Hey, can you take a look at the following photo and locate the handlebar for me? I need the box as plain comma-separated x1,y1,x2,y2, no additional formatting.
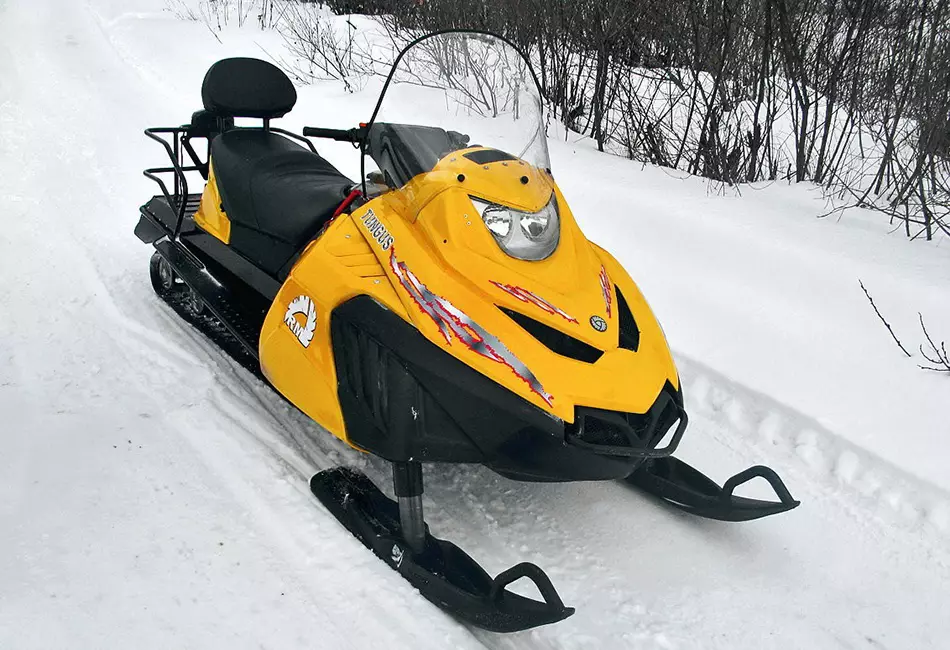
302,126,364,144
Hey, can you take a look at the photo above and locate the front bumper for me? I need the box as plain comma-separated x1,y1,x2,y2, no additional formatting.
331,297,686,482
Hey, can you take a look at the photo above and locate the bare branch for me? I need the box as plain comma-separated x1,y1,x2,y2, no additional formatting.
859,280,912,358
917,313,950,372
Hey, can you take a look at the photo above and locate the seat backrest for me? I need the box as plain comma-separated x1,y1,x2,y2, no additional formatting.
201,58,296,119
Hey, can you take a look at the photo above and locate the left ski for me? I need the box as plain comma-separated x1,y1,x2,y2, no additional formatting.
310,467,574,632
625,457,800,522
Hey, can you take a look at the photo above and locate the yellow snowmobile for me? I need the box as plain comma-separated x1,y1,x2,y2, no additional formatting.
135,31,798,632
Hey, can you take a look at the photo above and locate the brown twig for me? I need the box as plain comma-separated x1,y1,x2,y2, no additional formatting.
917,313,950,373
859,279,912,357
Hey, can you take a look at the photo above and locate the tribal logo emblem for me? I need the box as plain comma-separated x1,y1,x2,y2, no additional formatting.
389,249,553,406
390,544,404,568
599,266,613,318
489,281,578,324
590,315,608,332
283,294,316,348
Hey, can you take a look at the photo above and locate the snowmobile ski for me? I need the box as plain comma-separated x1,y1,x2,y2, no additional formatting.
310,466,574,632
625,457,800,521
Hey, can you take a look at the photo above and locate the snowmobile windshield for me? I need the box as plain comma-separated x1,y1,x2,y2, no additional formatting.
364,31,549,189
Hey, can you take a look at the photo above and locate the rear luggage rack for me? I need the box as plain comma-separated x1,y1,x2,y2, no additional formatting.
141,115,320,242
142,126,208,240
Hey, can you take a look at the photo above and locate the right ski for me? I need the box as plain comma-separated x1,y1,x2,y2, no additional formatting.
626,457,800,522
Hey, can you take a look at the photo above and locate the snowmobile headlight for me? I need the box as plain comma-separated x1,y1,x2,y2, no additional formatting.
482,204,513,239
471,194,560,261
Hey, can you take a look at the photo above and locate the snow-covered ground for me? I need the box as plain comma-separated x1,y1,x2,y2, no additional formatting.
2,1,949,648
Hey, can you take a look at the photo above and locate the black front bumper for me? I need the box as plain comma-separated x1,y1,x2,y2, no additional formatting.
332,297,686,482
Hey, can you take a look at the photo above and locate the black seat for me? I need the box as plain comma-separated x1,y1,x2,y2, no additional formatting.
200,57,354,277
211,131,353,276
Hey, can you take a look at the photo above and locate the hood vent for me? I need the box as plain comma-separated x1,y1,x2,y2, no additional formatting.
499,307,604,364
616,288,640,352
463,148,517,164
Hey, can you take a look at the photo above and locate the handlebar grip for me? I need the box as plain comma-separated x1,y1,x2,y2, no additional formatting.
303,126,357,142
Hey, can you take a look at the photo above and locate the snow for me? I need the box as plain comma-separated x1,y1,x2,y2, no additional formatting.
1,1,949,648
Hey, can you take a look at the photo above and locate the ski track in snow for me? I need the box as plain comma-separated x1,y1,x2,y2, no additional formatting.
2,1,949,649
678,357,950,549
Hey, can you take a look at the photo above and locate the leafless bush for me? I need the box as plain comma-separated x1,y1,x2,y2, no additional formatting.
167,0,284,32
275,3,374,92
166,0,200,22
387,30,535,118
172,0,950,239
370,0,950,241
917,315,950,373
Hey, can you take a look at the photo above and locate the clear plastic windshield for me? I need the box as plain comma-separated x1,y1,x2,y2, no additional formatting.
364,32,550,189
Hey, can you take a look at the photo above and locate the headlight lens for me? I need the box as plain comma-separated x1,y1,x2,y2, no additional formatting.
471,194,560,261
483,205,513,239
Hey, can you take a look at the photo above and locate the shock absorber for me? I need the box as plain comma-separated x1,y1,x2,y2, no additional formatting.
392,461,426,555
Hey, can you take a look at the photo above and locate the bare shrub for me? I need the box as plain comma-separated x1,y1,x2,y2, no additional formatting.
168,0,950,240
372,0,950,241
275,3,373,92
167,0,284,32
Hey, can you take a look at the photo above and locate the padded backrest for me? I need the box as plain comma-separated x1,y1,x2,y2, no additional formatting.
201,58,296,119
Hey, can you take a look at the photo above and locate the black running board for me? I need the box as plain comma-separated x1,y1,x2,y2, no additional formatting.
310,467,574,632
153,240,267,361
625,457,800,522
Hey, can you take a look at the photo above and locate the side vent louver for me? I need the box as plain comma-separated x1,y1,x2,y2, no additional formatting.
616,288,640,352
328,233,385,278
499,307,604,364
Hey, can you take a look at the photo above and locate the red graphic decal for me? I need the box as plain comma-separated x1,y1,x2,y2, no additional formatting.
389,249,553,406
489,281,578,324
599,266,613,318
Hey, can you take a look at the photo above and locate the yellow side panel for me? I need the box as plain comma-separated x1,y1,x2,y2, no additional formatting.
194,162,231,244
258,215,406,445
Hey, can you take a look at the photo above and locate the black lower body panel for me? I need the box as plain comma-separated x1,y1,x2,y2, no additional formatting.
330,296,681,482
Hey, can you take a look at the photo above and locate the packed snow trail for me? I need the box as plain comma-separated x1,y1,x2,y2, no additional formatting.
0,2,491,649
2,1,949,649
